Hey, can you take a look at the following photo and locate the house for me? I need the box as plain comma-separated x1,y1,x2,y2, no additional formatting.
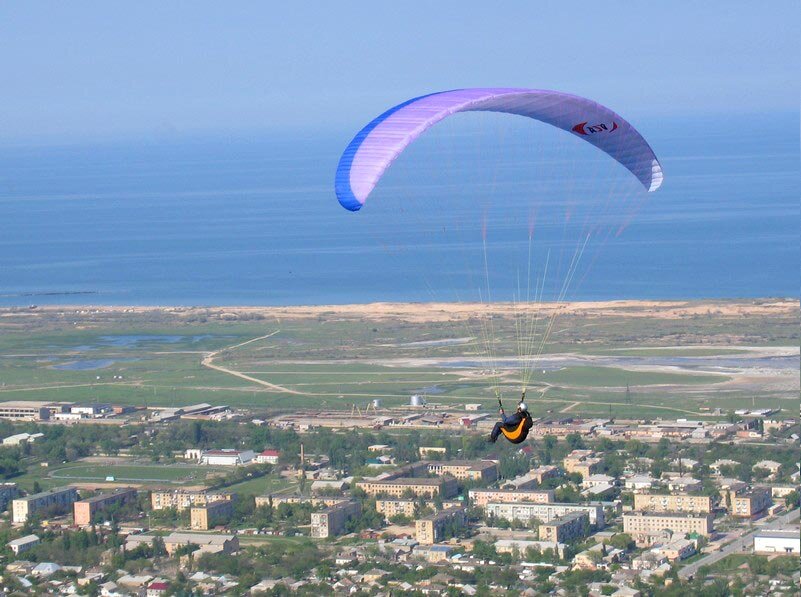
710,459,740,474
753,460,782,477
31,562,62,577
254,449,280,464
666,477,702,492
146,581,170,596
625,475,656,492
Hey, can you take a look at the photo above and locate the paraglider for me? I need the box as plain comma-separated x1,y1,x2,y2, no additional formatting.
335,88,663,211
489,392,534,444
335,88,664,445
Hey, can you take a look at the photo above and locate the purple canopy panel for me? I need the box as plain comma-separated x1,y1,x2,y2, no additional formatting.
335,88,663,211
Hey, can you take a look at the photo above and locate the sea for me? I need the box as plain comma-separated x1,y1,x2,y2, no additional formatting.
0,112,797,307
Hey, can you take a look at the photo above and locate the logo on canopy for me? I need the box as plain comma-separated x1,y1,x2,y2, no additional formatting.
572,121,619,135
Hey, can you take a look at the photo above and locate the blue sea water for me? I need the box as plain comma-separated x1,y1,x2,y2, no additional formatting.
0,112,797,306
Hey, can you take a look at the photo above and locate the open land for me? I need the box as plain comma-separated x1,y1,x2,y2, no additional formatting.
0,298,797,420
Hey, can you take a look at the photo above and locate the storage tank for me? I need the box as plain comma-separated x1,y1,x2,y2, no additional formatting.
410,394,426,407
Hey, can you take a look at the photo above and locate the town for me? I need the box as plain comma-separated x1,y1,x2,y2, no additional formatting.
0,397,798,596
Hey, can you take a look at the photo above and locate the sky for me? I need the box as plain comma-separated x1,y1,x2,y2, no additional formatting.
0,1,797,144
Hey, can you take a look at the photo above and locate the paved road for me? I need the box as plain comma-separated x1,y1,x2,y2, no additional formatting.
679,508,799,579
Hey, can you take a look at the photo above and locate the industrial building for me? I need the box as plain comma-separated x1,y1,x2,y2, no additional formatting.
73,488,136,525
12,486,79,523
310,501,361,538
753,530,800,555
200,449,255,466
0,400,73,421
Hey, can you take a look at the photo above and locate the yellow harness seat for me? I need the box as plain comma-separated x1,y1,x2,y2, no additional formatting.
500,414,532,444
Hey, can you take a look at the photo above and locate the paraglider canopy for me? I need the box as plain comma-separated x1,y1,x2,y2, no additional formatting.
335,88,663,211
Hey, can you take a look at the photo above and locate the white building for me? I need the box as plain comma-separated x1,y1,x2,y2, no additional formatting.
254,449,280,464
200,449,254,466
753,530,800,555
2,432,44,446
486,501,604,527
625,475,656,492
9,534,40,555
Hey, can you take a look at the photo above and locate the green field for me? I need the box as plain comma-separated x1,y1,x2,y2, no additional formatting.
0,300,797,419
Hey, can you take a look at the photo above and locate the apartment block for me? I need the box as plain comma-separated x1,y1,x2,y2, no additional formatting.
0,482,19,511
563,450,603,480
190,500,234,530
73,488,136,525
426,460,498,483
356,477,458,499
415,508,467,545
255,495,349,509
633,492,713,514
623,511,714,538
486,501,604,527
310,501,361,538
732,488,771,518
538,512,589,543
150,490,235,511
469,488,554,508
12,486,78,523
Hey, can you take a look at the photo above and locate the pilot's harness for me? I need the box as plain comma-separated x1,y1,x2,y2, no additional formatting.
497,391,533,444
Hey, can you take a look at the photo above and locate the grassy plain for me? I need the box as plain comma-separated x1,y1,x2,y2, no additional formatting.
0,299,797,419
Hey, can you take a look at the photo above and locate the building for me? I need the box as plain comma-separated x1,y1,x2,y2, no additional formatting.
501,466,560,490
654,538,696,562
538,512,589,543
254,449,280,464
469,488,555,508
415,508,466,545
426,460,498,483
73,488,137,525
0,482,20,511
310,501,361,538
666,477,702,492
563,450,602,480
753,460,782,477
0,400,72,421
583,474,616,489
414,544,454,562
71,403,113,417
419,446,448,459
190,500,234,530
494,539,565,558
633,493,713,514
150,490,234,511
200,449,255,466
486,501,604,527
376,499,417,519
623,512,714,539
2,432,44,446
732,488,771,518
162,532,239,556
753,530,800,555
12,486,79,523
356,477,458,499
256,495,349,509
8,534,40,555
624,476,656,492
